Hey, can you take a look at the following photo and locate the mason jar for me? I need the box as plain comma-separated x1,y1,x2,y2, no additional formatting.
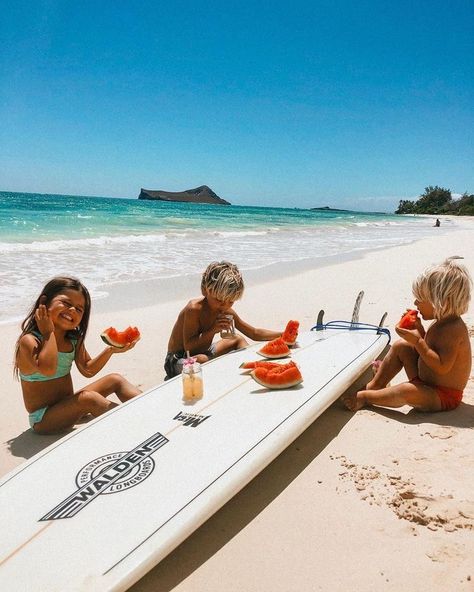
182,360,204,401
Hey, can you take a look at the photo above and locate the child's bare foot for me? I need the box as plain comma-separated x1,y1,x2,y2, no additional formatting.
343,391,367,411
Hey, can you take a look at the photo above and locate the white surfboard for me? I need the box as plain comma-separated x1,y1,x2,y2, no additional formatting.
0,324,389,591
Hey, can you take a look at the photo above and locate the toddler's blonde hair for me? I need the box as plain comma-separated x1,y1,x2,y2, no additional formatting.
412,257,472,319
201,261,244,302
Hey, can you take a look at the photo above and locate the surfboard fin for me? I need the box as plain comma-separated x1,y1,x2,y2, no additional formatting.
315,309,324,330
377,312,388,333
350,291,364,329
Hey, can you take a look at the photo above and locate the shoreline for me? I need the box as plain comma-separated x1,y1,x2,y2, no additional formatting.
0,245,409,327
0,205,460,326
0,219,457,327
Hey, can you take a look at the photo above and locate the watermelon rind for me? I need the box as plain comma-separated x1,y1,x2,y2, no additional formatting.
250,370,303,389
239,361,253,369
257,349,290,359
101,333,126,348
100,326,140,349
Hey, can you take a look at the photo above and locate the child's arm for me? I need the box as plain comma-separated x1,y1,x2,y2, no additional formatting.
75,339,139,378
232,311,281,341
414,315,426,338
182,306,223,354
17,303,59,376
414,332,460,374
17,332,59,376
396,324,461,374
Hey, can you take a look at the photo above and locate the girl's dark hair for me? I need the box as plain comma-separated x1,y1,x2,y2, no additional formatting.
14,276,91,378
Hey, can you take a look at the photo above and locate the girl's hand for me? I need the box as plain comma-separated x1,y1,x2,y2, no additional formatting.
35,302,55,337
109,336,140,354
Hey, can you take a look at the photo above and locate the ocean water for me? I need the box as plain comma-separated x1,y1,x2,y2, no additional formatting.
0,191,448,323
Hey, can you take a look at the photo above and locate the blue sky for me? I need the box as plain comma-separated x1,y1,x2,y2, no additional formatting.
1,1,473,211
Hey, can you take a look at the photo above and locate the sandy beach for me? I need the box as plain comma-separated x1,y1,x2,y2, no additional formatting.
1,219,473,591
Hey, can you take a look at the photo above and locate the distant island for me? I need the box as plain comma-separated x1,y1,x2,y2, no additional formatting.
396,186,474,216
138,185,231,205
310,206,350,212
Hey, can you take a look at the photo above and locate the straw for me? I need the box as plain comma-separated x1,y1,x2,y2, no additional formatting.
184,351,195,374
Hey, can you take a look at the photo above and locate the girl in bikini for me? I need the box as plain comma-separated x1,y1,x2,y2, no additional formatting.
14,276,141,434
344,257,472,412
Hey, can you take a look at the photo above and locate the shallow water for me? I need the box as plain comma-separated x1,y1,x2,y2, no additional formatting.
0,191,447,323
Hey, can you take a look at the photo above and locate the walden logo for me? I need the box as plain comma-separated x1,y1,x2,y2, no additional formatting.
40,432,168,521
173,411,210,428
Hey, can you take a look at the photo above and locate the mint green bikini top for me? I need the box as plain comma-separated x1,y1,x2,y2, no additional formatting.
19,331,77,382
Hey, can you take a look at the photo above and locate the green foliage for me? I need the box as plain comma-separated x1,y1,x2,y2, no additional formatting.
455,192,474,215
395,186,473,215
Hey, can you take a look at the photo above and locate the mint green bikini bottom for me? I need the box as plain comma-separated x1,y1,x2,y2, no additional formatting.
29,406,48,428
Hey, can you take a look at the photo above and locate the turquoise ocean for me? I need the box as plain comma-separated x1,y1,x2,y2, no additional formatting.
0,191,448,324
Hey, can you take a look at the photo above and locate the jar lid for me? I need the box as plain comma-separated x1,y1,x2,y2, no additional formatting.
183,358,200,373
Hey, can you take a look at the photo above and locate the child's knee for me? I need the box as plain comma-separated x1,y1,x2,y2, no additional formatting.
234,335,248,349
105,372,127,389
392,338,407,351
195,354,209,363
78,390,107,413
392,338,416,357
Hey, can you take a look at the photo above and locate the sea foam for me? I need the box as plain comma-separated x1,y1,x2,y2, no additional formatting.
0,191,451,323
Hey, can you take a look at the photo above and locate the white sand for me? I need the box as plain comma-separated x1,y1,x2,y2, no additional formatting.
1,219,473,591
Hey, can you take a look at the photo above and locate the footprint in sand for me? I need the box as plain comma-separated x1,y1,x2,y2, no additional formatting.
392,492,474,532
337,457,474,533
458,501,474,520
426,542,465,563
422,426,457,439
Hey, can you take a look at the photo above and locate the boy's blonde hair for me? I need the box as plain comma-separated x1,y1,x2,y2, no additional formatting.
412,257,472,319
201,261,244,302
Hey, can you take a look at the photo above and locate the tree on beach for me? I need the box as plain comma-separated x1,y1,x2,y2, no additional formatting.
395,186,474,215
396,199,416,214
451,192,474,215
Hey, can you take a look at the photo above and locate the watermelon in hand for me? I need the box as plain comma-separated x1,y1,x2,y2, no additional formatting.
398,310,418,330
101,326,140,348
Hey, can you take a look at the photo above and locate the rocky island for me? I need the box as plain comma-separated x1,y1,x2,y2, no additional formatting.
310,206,350,212
138,185,231,205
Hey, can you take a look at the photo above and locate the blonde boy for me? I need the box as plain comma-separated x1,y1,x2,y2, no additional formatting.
164,261,282,379
344,258,472,412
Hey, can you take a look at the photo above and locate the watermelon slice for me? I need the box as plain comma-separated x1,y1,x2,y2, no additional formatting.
398,309,418,330
101,326,141,348
251,361,303,389
239,360,285,373
257,337,290,359
282,320,299,346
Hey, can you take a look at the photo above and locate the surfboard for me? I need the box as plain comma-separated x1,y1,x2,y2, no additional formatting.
0,322,389,591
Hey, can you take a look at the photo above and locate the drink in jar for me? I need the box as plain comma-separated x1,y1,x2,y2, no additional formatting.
220,314,235,339
182,360,204,401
